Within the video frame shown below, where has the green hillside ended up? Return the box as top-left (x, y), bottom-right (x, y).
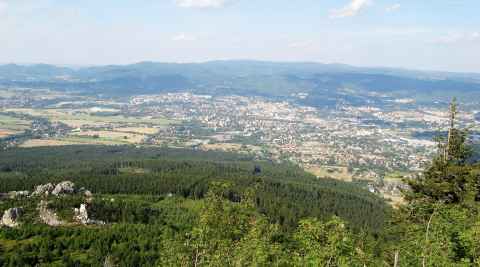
top-left (0, 146), bottom-right (387, 232)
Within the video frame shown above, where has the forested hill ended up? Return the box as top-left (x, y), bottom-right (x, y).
top-left (0, 145), bottom-right (387, 232)
top-left (1, 61), bottom-right (480, 103)
top-left (2, 130), bottom-right (480, 265)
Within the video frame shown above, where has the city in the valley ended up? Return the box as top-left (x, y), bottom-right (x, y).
top-left (2, 87), bottom-right (478, 203)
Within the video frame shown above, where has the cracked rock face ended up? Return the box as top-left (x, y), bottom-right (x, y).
top-left (1, 208), bottom-right (23, 228)
top-left (52, 181), bottom-right (76, 196)
top-left (32, 183), bottom-right (55, 197)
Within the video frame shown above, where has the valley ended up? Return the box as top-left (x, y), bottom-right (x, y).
top-left (2, 0), bottom-right (480, 264)
top-left (0, 62), bottom-right (479, 266)
top-left (1, 81), bottom-right (478, 204)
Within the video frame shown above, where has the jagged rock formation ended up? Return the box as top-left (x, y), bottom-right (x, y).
top-left (31, 181), bottom-right (77, 197)
top-left (74, 204), bottom-right (89, 225)
top-left (32, 183), bottom-right (55, 196)
top-left (1, 208), bottom-right (23, 228)
top-left (2, 181), bottom-right (101, 228)
top-left (74, 203), bottom-right (104, 225)
top-left (38, 200), bottom-right (64, 226)
top-left (52, 181), bottom-right (76, 196)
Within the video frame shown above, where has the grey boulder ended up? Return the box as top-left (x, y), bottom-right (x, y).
top-left (52, 181), bottom-right (76, 196)
top-left (1, 208), bottom-right (23, 228)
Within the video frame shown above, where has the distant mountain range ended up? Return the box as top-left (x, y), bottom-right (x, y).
top-left (1, 60), bottom-right (480, 106)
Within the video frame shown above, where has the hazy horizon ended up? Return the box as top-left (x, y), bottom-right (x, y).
top-left (3, 59), bottom-right (480, 76)
top-left (1, 0), bottom-right (479, 72)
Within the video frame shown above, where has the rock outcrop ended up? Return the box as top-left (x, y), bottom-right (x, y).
top-left (38, 200), bottom-right (64, 226)
top-left (3, 182), bottom-right (102, 228)
top-left (1, 208), bottom-right (23, 228)
top-left (32, 181), bottom-right (78, 197)
top-left (32, 183), bottom-right (55, 196)
top-left (52, 181), bottom-right (76, 196)
top-left (74, 204), bottom-right (89, 225)
top-left (73, 203), bottom-right (104, 225)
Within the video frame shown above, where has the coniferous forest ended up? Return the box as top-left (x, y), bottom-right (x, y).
top-left (1, 119), bottom-right (480, 266)
top-left (1, 0), bottom-right (479, 265)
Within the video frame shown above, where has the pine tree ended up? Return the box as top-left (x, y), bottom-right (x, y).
top-left (406, 98), bottom-right (473, 204)
top-left (392, 99), bottom-right (480, 265)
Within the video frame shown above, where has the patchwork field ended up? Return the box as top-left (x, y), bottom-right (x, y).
top-left (5, 108), bottom-right (174, 127)
top-left (114, 127), bottom-right (161, 135)
top-left (0, 114), bottom-right (31, 137)
top-left (70, 130), bottom-right (146, 144)
top-left (2, 106), bottom-right (175, 147)
top-left (19, 139), bottom-right (85, 147)
top-left (20, 136), bottom-right (131, 147)
top-left (305, 165), bottom-right (353, 181)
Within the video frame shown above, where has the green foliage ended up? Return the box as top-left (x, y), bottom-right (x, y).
top-left (1, 100), bottom-right (479, 266)
top-left (0, 145), bottom-right (387, 232)
top-left (0, 183), bottom-right (372, 266)
top-left (406, 101), bottom-right (475, 204)
top-left (407, 157), bottom-right (475, 203)
top-left (393, 101), bottom-right (480, 266)
top-left (293, 217), bottom-right (353, 266)
top-left (383, 202), bottom-right (480, 266)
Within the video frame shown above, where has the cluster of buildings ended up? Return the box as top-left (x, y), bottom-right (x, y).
top-left (3, 89), bottom-right (477, 187)
top-left (128, 93), bottom-right (469, 182)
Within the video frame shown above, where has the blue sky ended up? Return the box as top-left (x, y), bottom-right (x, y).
top-left (1, 0), bottom-right (479, 72)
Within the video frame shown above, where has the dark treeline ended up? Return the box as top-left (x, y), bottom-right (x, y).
top-left (2, 101), bottom-right (480, 266)
top-left (0, 145), bottom-right (387, 232)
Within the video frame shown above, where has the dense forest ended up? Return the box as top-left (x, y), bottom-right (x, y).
top-left (0, 146), bottom-right (386, 232)
top-left (1, 107), bottom-right (480, 266)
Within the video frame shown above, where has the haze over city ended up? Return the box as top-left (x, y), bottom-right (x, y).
top-left (1, 0), bottom-right (480, 72)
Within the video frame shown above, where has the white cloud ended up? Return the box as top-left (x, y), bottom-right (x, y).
top-left (386, 3), bottom-right (400, 12)
top-left (172, 33), bottom-right (197, 42)
top-left (174, 0), bottom-right (232, 8)
top-left (330, 0), bottom-right (371, 18)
